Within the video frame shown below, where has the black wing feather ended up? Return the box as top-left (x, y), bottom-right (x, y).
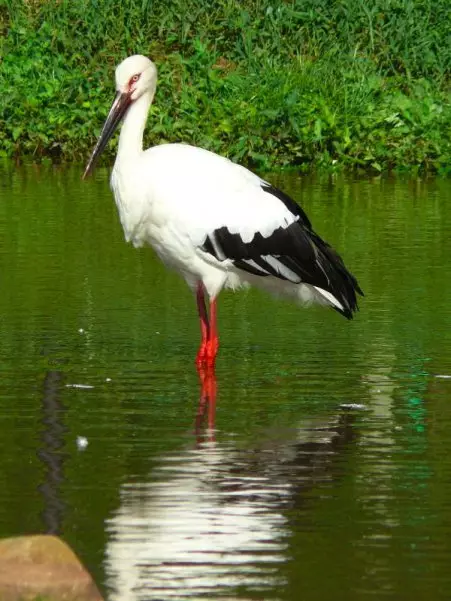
top-left (201, 183), bottom-right (363, 319)
top-left (261, 183), bottom-right (312, 230)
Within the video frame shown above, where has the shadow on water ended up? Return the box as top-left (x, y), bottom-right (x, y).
top-left (104, 368), bottom-right (361, 601)
top-left (37, 370), bottom-right (68, 535)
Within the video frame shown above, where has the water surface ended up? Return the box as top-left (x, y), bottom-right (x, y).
top-left (0, 163), bottom-right (451, 600)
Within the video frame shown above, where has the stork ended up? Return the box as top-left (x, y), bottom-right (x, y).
top-left (83, 55), bottom-right (363, 370)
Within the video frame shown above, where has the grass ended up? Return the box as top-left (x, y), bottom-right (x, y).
top-left (0, 0), bottom-right (450, 173)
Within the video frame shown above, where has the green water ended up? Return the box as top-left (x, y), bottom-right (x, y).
top-left (1, 163), bottom-right (451, 600)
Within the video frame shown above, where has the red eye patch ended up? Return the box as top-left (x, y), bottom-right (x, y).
top-left (128, 73), bottom-right (140, 89)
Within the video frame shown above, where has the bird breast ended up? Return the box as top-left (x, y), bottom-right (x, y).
top-left (110, 163), bottom-right (159, 248)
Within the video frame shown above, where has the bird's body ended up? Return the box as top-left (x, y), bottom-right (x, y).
top-left (113, 142), bottom-right (354, 309)
top-left (84, 55), bottom-right (363, 368)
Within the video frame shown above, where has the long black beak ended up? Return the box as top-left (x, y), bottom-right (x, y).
top-left (83, 91), bottom-right (132, 179)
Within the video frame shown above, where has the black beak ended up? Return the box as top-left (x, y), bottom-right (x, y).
top-left (83, 91), bottom-right (132, 179)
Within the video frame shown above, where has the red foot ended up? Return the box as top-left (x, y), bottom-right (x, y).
top-left (195, 343), bottom-right (207, 368)
top-left (195, 337), bottom-right (219, 369)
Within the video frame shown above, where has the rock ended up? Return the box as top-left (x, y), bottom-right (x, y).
top-left (0, 535), bottom-right (103, 601)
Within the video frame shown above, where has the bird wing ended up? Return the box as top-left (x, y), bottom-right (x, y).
top-left (199, 181), bottom-right (362, 316)
top-left (143, 144), bottom-right (310, 243)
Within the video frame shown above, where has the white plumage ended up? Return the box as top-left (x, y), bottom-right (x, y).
top-left (113, 144), bottom-right (298, 296)
top-left (84, 55), bottom-right (362, 369)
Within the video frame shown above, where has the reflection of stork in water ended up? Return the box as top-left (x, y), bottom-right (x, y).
top-left (195, 366), bottom-right (217, 441)
top-left (104, 390), bottom-right (359, 601)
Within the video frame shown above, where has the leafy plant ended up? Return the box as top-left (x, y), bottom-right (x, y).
top-left (0, 0), bottom-right (450, 172)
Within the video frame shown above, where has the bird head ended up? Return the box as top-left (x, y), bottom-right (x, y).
top-left (115, 55), bottom-right (157, 101)
top-left (83, 55), bottom-right (157, 179)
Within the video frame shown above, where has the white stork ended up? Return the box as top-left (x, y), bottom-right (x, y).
top-left (83, 55), bottom-right (363, 369)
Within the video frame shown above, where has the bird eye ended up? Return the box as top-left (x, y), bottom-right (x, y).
top-left (130, 74), bottom-right (140, 84)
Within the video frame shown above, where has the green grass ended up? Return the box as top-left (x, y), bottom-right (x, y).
top-left (0, 0), bottom-right (450, 172)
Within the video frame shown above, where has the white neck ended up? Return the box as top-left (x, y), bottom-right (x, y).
top-left (116, 89), bottom-right (154, 165)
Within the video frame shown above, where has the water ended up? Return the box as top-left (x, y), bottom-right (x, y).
top-left (1, 163), bottom-right (451, 600)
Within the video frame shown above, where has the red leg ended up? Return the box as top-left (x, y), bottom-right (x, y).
top-left (195, 283), bottom-right (219, 369)
top-left (205, 298), bottom-right (219, 369)
top-left (195, 283), bottom-right (209, 368)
